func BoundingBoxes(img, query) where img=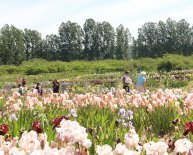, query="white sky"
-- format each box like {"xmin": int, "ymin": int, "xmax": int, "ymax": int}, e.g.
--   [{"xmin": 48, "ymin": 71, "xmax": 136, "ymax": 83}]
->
[{"xmin": 0, "ymin": 0, "xmax": 193, "ymax": 38}]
